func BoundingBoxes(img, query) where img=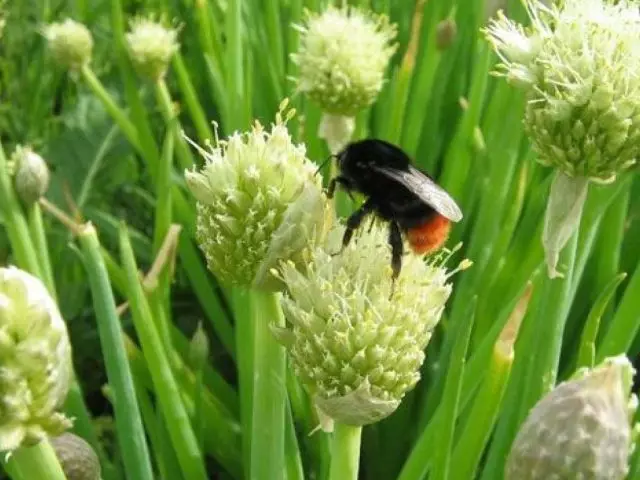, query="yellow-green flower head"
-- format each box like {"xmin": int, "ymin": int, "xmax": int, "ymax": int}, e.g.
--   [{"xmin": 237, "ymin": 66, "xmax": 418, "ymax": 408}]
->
[
  {"xmin": 485, "ymin": 0, "xmax": 640, "ymax": 181},
  {"xmin": 0, "ymin": 267, "xmax": 73, "ymax": 451},
  {"xmin": 51, "ymin": 433, "xmax": 101, "ymax": 480},
  {"xmin": 185, "ymin": 101, "xmax": 326, "ymax": 289},
  {"xmin": 506, "ymin": 355, "xmax": 638, "ymax": 480},
  {"xmin": 44, "ymin": 19, "xmax": 93, "ymax": 71},
  {"xmin": 11, "ymin": 146, "xmax": 50, "ymax": 206},
  {"xmin": 275, "ymin": 224, "xmax": 467, "ymax": 426},
  {"xmin": 292, "ymin": 6, "xmax": 397, "ymax": 117},
  {"xmin": 125, "ymin": 17, "xmax": 179, "ymax": 82}
]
